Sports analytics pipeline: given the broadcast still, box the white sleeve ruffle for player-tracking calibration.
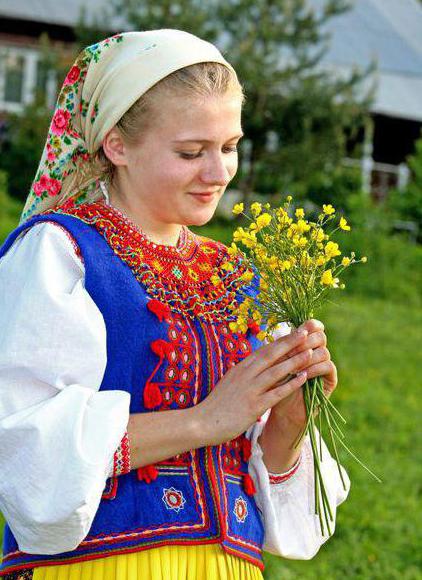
[0,222,131,555]
[245,321,350,559]
[247,412,350,559]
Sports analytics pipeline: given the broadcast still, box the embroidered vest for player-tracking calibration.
[0,201,266,576]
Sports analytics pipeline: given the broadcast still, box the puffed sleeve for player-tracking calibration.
[0,222,131,555]
[246,322,350,559]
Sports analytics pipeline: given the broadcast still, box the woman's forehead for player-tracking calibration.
[156,94,243,140]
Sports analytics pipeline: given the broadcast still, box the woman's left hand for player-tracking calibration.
[269,319,338,428]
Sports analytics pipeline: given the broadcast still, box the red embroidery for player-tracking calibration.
[51,200,249,321]
[268,455,302,484]
[113,431,131,477]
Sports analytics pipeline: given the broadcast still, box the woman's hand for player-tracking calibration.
[270,319,338,428]
[196,328,313,446]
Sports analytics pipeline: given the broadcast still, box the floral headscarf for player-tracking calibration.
[20,29,236,223]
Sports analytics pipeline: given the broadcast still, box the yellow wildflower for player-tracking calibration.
[281,260,292,270]
[323,204,335,215]
[361,256,367,263]
[296,219,311,234]
[252,310,262,323]
[295,208,305,219]
[311,227,325,243]
[321,269,340,288]
[227,242,238,257]
[256,331,268,341]
[324,241,341,259]
[300,251,312,268]
[251,202,262,217]
[241,270,255,283]
[286,195,292,202]
[339,216,351,231]
[256,213,272,229]
[316,255,326,266]
[221,262,234,272]
[264,202,271,209]
[341,257,351,267]
[232,203,244,215]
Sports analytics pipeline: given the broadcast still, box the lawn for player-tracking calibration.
[263,294,421,579]
[1,219,420,578]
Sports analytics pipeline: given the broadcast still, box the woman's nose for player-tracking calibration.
[200,154,233,186]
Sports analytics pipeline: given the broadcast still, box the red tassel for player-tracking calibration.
[147,299,171,322]
[247,319,261,336]
[243,473,257,496]
[150,339,170,358]
[241,437,252,462]
[144,381,162,409]
[137,464,159,483]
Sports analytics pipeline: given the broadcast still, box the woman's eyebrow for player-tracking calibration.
[172,132,244,143]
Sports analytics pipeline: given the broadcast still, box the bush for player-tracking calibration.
[0,98,51,203]
[0,172,22,244]
[385,135,422,243]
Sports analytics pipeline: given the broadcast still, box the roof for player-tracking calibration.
[0,0,128,31]
[319,0,422,121]
[1,0,422,121]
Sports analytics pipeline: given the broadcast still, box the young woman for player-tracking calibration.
[0,29,349,580]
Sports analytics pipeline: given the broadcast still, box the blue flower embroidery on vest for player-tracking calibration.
[162,487,186,513]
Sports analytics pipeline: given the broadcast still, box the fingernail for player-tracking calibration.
[297,329,308,337]
[297,371,307,380]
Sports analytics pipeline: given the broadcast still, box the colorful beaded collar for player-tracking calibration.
[49,200,250,321]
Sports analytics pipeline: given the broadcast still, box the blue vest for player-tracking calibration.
[0,202,265,576]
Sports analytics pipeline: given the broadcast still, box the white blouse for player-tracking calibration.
[0,221,350,558]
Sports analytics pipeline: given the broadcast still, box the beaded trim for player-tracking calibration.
[50,200,250,321]
[268,454,302,485]
[113,432,131,477]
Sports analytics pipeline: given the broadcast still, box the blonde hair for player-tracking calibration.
[91,61,245,184]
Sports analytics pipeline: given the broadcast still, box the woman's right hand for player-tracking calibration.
[195,328,312,446]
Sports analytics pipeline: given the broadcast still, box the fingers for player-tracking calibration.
[298,319,324,334]
[245,328,309,373]
[305,360,337,393]
[284,330,327,358]
[258,345,330,392]
[263,370,308,408]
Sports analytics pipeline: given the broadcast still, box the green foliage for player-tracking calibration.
[385,135,422,243]
[0,172,22,242]
[0,98,51,202]
[112,0,373,200]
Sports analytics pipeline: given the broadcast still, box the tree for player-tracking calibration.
[112,0,373,203]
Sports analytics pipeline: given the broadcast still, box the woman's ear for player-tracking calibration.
[102,128,128,167]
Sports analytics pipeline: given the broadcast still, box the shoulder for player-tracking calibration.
[0,220,84,280]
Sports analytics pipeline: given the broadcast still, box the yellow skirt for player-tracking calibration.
[32,544,264,580]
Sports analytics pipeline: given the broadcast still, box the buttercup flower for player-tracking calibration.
[323,204,335,215]
[232,203,244,215]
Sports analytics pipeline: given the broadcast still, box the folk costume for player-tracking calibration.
[0,30,350,580]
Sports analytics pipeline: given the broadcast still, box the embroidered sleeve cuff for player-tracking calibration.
[112,431,131,477]
[268,453,302,485]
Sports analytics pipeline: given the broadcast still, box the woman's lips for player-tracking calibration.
[188,192,216,202]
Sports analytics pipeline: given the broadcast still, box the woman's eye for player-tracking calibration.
[179,147,238,160]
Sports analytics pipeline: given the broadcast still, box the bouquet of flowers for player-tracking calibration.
[227,195,380,535]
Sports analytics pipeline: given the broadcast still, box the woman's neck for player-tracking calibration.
[103,182,183,247]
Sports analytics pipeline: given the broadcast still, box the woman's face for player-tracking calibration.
[115,93,243,229]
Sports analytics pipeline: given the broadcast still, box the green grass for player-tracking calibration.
[263,295,422,579]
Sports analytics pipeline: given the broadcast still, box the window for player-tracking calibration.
[0,45,57,113]
[3,52,25,104]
